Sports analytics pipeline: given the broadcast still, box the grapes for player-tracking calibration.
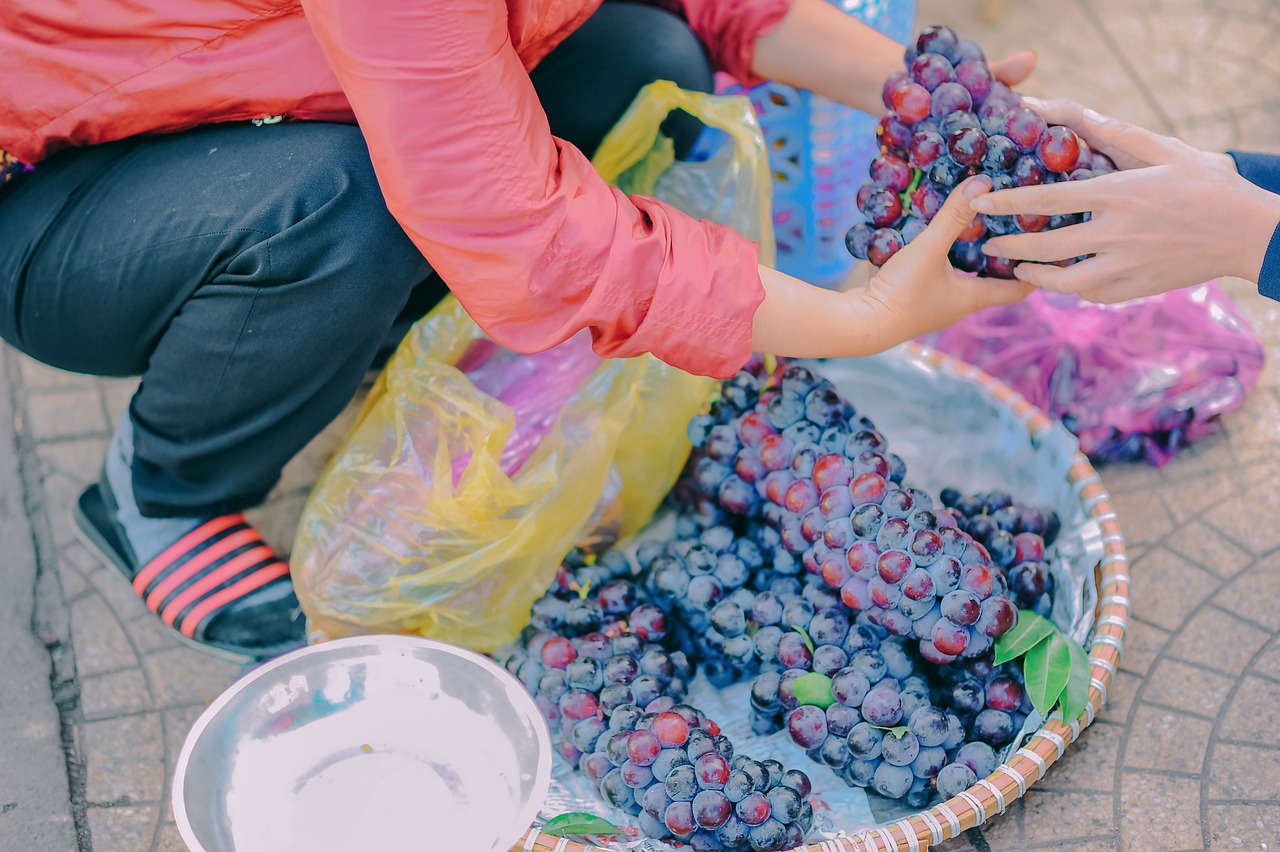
[503,359,1081,841]
[851,23,1108,277]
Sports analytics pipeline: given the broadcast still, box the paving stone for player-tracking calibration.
[1123,705,1213,774]
[1165,607,1271,676]
[1117,618,1170,677]
[1248,642,1280,682]
[1101,670,1144,723]
[122,611,187,656]
[1106,489,1177,548]
[1158,469,1252,525]
[1128,548,1223,633]
[1119,771,1204,851]
[80,668,152,721]
[56,552,92,602]
[154,822,189,852]
[162,705,207,824]
[98,379,136,431]
[1206,803,1280,851]
[86,804,159,852]
[18,355,98,390]
[140,647,242,708]
[1018,789,1114,845]
[83,713,164,804]
[86,556,150,623]
[1207,742,1280,801]
[69,595,139,677]
[1037,720,1122,793]
[1218,678,1280,748]
[1143,658,1238,718]
[1160,520,1255,579]
[1204,488,1280,557]
[25,388,108,441]
[1216,565,1280,631]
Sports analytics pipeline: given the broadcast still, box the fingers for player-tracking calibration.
[989,51,1037,86]
[982,222,1099,263]
[958,275,1035,310]
[970,178,1105,217]
[914,176,992,254]
[1064,104,1182,166]
[1009,256,1112,295]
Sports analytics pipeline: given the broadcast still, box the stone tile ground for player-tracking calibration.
[3,0,1280,849]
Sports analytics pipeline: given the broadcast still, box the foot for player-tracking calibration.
[72,418,305,660]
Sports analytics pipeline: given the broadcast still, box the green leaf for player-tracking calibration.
[791,625,815,654]
[994,610,1057,665]
[793,673,835,709]
[542,813,623,838]
[1024,632,1073,718]
[870,725,910,739]
[1058,635,1093,722]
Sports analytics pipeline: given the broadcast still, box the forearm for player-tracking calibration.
[750,0,902,115]
[752,266,888,358]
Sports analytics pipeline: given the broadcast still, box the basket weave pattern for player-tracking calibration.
[512,344,1129,852]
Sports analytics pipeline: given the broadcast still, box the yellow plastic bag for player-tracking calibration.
[291,83,773,652]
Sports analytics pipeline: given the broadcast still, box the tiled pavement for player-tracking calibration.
[4,0,1280,850]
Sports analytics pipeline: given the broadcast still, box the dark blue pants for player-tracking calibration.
[0,1,712,517]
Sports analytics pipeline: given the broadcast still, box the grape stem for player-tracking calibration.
[900,167,925,215]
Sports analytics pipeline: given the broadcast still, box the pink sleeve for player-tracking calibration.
[299,0,764,379]
[648,0,794,86]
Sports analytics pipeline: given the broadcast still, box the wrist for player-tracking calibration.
[1232,182,1280,283]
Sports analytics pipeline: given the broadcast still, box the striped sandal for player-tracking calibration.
[73,481,306,661]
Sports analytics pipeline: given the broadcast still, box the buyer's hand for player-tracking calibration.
[972,98,1280,302]
[752,176,1032,359]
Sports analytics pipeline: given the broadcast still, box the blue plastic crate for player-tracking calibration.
[739,0,917,287]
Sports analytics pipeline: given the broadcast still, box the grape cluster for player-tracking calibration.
[926,653,1033,795]
[939,488,1060,618]
[682,363,1020,664]
[505,358,1070,840]
[845,24,1116,275]
[585,704,814,851]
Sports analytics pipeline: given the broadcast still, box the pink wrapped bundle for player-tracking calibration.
[923,284,1265,466]
[449,333,603,486]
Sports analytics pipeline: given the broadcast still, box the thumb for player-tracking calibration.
[1078,107,1184,165]
[914,176,992,253]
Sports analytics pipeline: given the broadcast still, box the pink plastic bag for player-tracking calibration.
[448,336,603,486]
[922,284,1265,466]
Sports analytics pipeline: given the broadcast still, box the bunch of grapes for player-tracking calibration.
[583,703,814,851]
[641,528,847,689]
[845,24,1116,275]
[528,547,670,644]
[752,627,974,806]
[925,652,1033,796]
[939,488,1061,618]
[502,625,694,765]
[682,363,1020,664]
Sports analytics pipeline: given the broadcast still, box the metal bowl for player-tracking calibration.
[173,635,552,852]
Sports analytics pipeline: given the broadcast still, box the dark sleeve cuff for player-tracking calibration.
[1259,220,1280,303]
[1228,150,1280,196]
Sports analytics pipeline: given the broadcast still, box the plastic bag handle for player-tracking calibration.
[591,80,776,266]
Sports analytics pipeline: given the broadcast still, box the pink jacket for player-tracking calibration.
[0,0,791,377]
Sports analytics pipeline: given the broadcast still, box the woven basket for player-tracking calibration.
[511,342,1129,852]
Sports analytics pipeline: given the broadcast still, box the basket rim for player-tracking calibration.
[514,342,1129,852]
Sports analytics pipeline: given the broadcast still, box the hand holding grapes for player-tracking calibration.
[752,176,1033,359]
[973,99,1280,302]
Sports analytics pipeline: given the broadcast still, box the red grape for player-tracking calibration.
[891,82,932,124]
[1038,125,1082,172]
[867,228,905,265]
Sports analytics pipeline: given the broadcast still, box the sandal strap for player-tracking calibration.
[130,513,293,639]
